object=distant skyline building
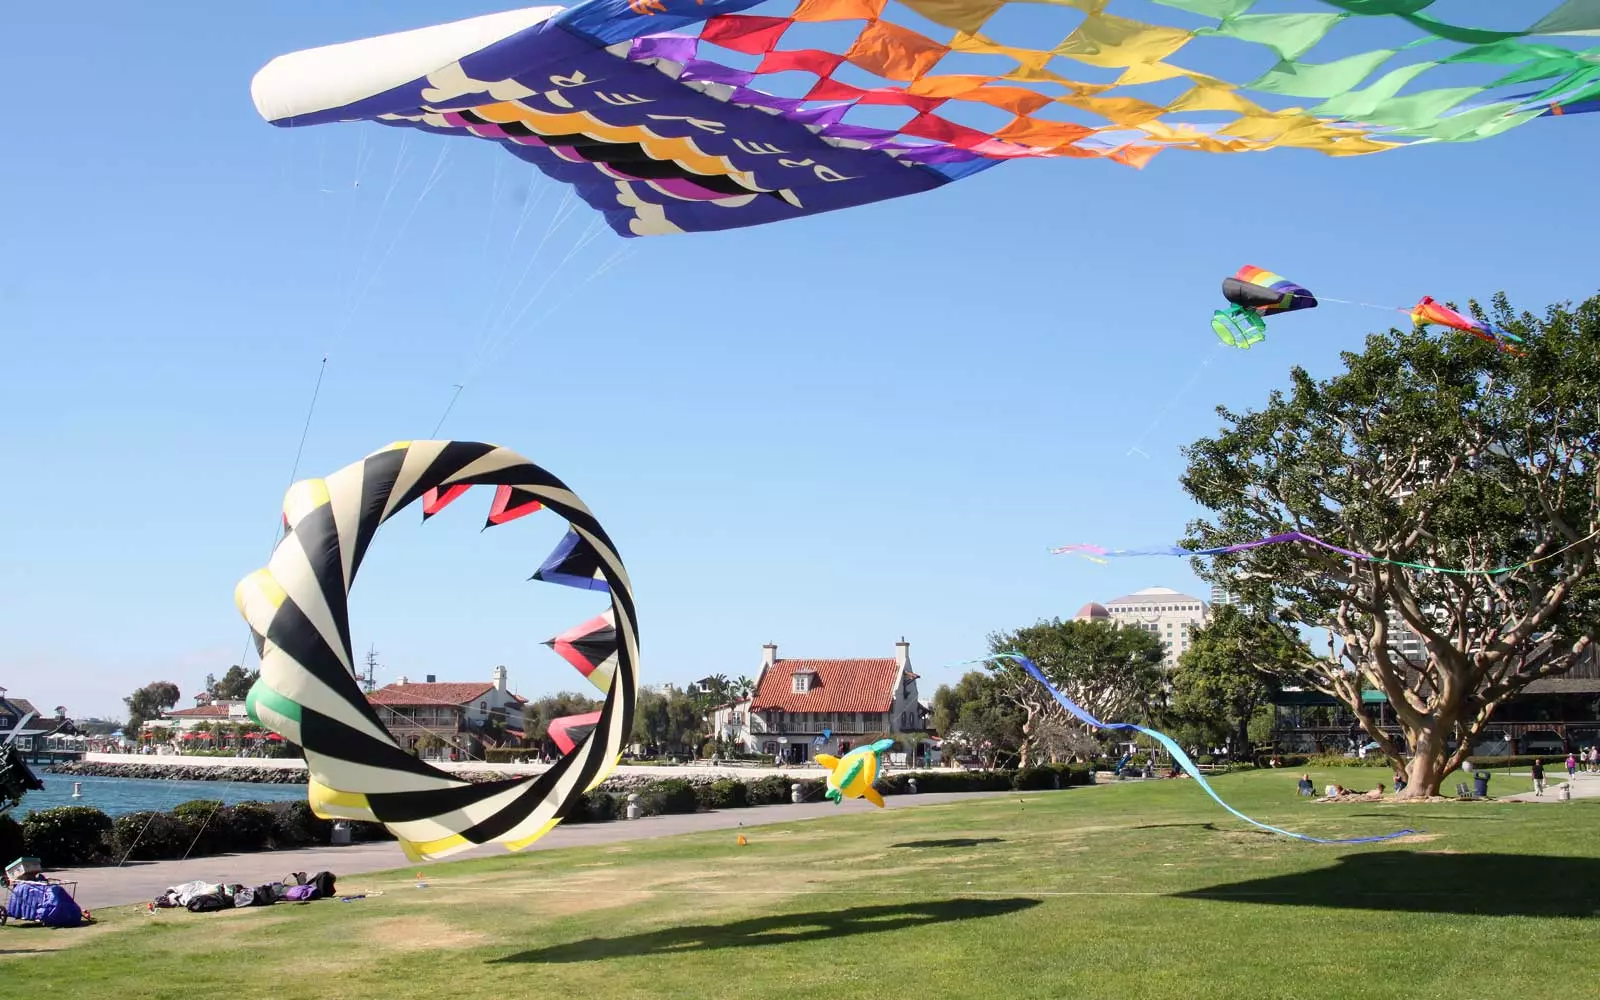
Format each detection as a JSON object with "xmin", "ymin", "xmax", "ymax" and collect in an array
[
  {"xmin": 1102, "ymin": 587, "xmax": 1209, "ymax": 668},
  {"xmin": 1209, "ymin": 581, "xmax": 1237, "ymax": 608}
]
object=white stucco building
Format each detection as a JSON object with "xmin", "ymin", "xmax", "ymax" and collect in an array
[{"xmin": 1104, "ymin": 587, "xmax": 1209, "ymax": 668}]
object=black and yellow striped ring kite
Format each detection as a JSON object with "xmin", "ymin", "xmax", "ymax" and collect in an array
[{"xmin": 234, "ymin": 440, "xmax": 637, "ymax": 861}]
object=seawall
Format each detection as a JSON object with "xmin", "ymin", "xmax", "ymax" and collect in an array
[{"xmin": 49, "ymin": 752, "xmax": 819, "ymax": 790}]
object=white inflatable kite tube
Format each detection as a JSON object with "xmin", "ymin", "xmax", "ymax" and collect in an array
[{"xmin": 250, "ymin": 6, "xmax": 564, "ymax": 123}]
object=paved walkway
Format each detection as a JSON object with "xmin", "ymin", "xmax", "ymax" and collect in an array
[
  {"xmin": 53, "ymin": 790, "xmax": 1023, "ymax": 909},
  {"xmin": 1500, "ymin": 769, "xmax": 1600, "ymax": 803}
]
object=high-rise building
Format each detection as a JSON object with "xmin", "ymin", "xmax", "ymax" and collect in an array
[
  {"xmin": 1209, "ymin": 582, "xmax": 1237, "ymax": 608},
  {"xmin": 1102, "ymin": 587, "xmax": 1209, "ymax": 668}
]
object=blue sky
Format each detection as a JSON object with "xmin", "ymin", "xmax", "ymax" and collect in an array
[{"xmin": 3, "ymin": 1, "xmax": 1596, "ymax": 720}]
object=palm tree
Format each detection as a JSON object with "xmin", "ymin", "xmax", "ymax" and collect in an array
[{"xmin": 734, "ymin": 676, "xmax": 755, "ymax": 699}]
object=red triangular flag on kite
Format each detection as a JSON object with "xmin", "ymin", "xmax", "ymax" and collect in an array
[
  {"xmin": 421, "ymin": 484, "xmax": 471, "ymax": 521},
  {"xmin": 485, "ymin": 485, "xmax": 543, "ymax": 528}
]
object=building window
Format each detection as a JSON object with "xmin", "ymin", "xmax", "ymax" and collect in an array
[
  {"xmin": 479, "ymin": 701, "xmax": 487, "ymax": 710},
  {"xmin": 792, "ymin": 673, "xmax": 812, "ymax": 693}
]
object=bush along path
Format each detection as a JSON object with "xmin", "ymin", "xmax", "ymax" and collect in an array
[{"xmin": 6, "ymin": 765, "xmax": 1096, "ymax": 869}]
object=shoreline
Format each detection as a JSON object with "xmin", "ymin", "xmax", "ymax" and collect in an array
[{"xmin": 48, "ymin": 752, "xmax": 843, "ymax": 788}]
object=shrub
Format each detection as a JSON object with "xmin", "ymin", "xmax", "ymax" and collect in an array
[
  {"xmin": 170, "ymin": 799, "xmax": 228, "ymax": 855},
  {"xmin": 266, "ymin": 800, "xmax": 332, "ymax": 848},
  {"xmin": 696, "ymin": 779, "xmax": 749, "ymax": 811},
  {"xmin": 636, "ymin": 779, "xmax": 699, "ymax": 816},
  {"xmin": 21, "ymin": 806, "xmax": 113, "ymax": 866},
  {"xmin": 111, "ymin": 811, "xmax": 199, "ymax": 861},
  {"xmin": 744, "ymin": 775, "xmax": 794, "ymax": 806},
  {"xmin": 585, "ymin": 792, "xmax": 619, "ymax": 822},
  {"xmin": 223, "ymin": 802, "xmax": 277, "ymax": 852}
]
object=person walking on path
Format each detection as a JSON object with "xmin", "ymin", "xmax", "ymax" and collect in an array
[
  {"xmin": 1532, "ymin": 758, "xmax": 1546, "ymax": 795},
  {"xmin": 1565, "ymin": 753, "xmax": 1578, "ymax": 781}
]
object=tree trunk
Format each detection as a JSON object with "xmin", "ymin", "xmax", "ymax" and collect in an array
[
  {"xmin": 1236, "ymin": 716, "xmax": 1251, "ymax": 763},
  {"xmin": 1400, "ymin": 724, "xmax": 1449, "ymax": 798}
]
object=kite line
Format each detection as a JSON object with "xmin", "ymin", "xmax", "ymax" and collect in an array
[{"xmin": 1050, "ymin": 530, "xmax": 1600, "ymax": 577}]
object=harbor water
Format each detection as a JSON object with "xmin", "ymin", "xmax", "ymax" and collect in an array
[{"xmin": 15, "ymin": 773, "xmax": 306, "ymax": 818}]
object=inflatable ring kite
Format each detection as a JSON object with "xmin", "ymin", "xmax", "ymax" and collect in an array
[{"xmin": 235, "ymin": 440, "xmax": 636, "ymax": 861}]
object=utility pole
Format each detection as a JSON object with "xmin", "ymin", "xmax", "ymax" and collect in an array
[{"xmin": 361, "ymin": 646, "xmax": 380, "ymax": 693}]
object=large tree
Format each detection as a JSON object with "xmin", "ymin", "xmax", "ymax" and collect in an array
[
  {"xmin": 1182, "ymin": 292, "xmax": 1600, "ymax": 797},
  {"xmin": 985, "ymin": 618, "xmax": 1166, "ymax": 767},
  {"xmin": 1170, "ymin": 605, "xmax": 1312, "ymax": 757},
  {"xmin": 932, "ymin": 670, "xmax": 1025, "ymax": 768},
  {"xmin": 123, "ymin": 681, "xmax": 180, "ymax": 734},
  {"xmin": 522, "ymin": 692, "xmax": 603, "ymax": 754},
  {"xmin": 206, "ymin": 665, "xmax": 259, "ymax": 701}
]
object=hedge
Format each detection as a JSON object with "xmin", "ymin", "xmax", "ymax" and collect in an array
[{"xmin": 11, "ymin": 765, "xmax": 1083, "ymax": 868}]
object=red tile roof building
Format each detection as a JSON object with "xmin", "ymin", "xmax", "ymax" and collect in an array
[
  {"xmin": 744, "ymin": 639, "xmax": 930, "ymax": 763},
  {"xmin": 366, "ymin": 665, "xmax": 528, "ymax": 758}
]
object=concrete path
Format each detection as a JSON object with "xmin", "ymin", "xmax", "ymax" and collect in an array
[
  {"xmin": 1500, "ymin": 769, "xmax": 1600, "ymax": 803},
  {"xmin": 52, "ymin": 790, "xmax": 1024, "ymax": 909}
]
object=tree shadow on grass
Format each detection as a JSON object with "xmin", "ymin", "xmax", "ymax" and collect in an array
[
  {"xmin": 491, "ymin": 897, "xmax": 1041, "ymax": 964},
  {"xmin": 890, "ymin": 838, "xmax": 1005, "ymax": 849},
  {"xmin": 1177, "ymin": 852, "xmax": 1599, "ymax": 918}
]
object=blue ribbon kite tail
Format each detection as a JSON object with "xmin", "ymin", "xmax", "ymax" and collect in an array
[{"xmin": 976, "ymin": 652, "xmax": 1419, "ymax": 845}]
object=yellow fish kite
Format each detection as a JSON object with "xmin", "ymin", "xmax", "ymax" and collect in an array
[{"xmin": 816, "ymin": 739, "xmax": 896, "ymax": 808}]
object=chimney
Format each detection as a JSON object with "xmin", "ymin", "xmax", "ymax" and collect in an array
[
  {"xmin": 492, "ymin": 665, "xmax": 508, "ymax": 692},
  {"xmin": 895, "ymin": 636, "xmax": 910, "ymax": 671},
  {"xmin": 397, "ymin": 675, "xmax": 409, "ymax": 685},
  {"xmin": 762, "ymin": 643, "xmax": 778, "ymax": 671},
  {"xmin": 425, "ymin": 674, "xmax": 436, "ymax": 684}
]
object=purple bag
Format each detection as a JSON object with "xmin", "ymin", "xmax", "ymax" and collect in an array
[
  {"xmin": 282, "ymin": 884, "xmax": 320, "ymax": 901},
  {"xmin": 7, "ymin": 881, "xmax": 83, "ymax": 927}
]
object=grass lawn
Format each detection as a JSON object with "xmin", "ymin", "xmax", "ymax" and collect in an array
[{"xmin": 4, "ymin": 769, "xmax": 1597, "ymax": 1000}]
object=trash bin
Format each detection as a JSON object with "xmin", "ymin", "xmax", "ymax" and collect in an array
[
  {"xmin": 1473, "ymin": 771, "xmax": 1491, "ymax": 798},
  {"xmin": 330, "ymin": 820, "xmax": 352, "ymax": 845}
]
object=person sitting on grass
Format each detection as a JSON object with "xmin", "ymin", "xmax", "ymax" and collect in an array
[{"xmin": 1297, "ymin": 773, "xmax": 1315, "ymax": 797}]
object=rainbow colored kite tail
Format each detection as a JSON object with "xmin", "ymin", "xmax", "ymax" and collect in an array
[{"xmin": 980, "ymin": 653, "xmax": 1419, "ymax": 846}]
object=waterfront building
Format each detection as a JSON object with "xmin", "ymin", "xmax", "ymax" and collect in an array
[
  {"xmin": 368, "ymin": 664, "xmax": 528, "ymax": 759},
  {"xmin": 743, "ymin": 638, "xmax": 932, "ymax": 766}
]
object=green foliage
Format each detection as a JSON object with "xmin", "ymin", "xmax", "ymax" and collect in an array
[
  {"xmin": 635, "ymin": 778, "xmax": 700, "ymax": 816},
  {"xmin": 21, "ymin": 806, "xmax": 113, "ymax": 866},
  {"xmin": 1011, "ymin": 764, "xmax": 1094, "ymax": 791},
  {"xmin": 984, "ymin": 618, "xmax": 1165, "ymax": 767},
  {"xmin": 123, "ymin": 681, "xmax": 180, "ymax": 735},
  {"xmin": 1170, "ymin": 605, "xmax": 1310, "ymax": 752},
  {"xmin": 696, "ymin": 779, "xmax": 750, "ymax": 810},
  {"xmin": 630, "ymin": 687, "xmax": 705, "ymax": 756},
  {"xmin": 225, "ymin": 802, "xmax": 278, "ymax": 851},
  {"xmin": 168, "ymin": 799, "xmax": 227, "ymax": 855},
  {"xmin": 111, "ymin": 811, "xmax": 198, "ymax": 861},
  {"xmin": 745, "ymin": 775, "xmax": 796, "ymax": 806},
  {"xmin": 206, "ymin": 665, "xmax": 259, "ymax": 701},
  {"xmin": 1181, "ymin": 292, "xmax": 1600, "ymax": 792},
  {"xmin": 521, "ymin": 692, "xmax": 603, "ymax": 747},
  {"xmin": 266, "ymin": 800, "xmax": 333, "ymax": 847},
  {"xmin": 933, "ymin": 670, "xmax": 1025, "ymax": 768}
]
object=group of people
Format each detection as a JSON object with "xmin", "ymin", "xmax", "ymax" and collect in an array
[{"xmin": 1529, "ymin": 748, "xmax": 1597, "ymax": 794}]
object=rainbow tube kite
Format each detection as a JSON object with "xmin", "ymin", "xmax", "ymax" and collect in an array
[
  {"xmin": 1212, "ymin": 266, "xmax": 1319, "ymax": 349},
  {"xmin": 250, "ymin": 2, "xmax": 1600, "ymax": 237},
  {"xmin": 980, "ymin": 654, "xmax": 1418, "ymax": 846}
]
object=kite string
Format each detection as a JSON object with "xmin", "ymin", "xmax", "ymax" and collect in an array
[
  {"xmin": 1049, "ymin": 527, "xmax": 1600, "ymax": 577},
  {"xmin": 1124, "ymin": 340, "xmax": 1225, "ymax": 460},
  {"xmin": 964, "ymin": 653, "xmax": 1418, "ymax": 845}
]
